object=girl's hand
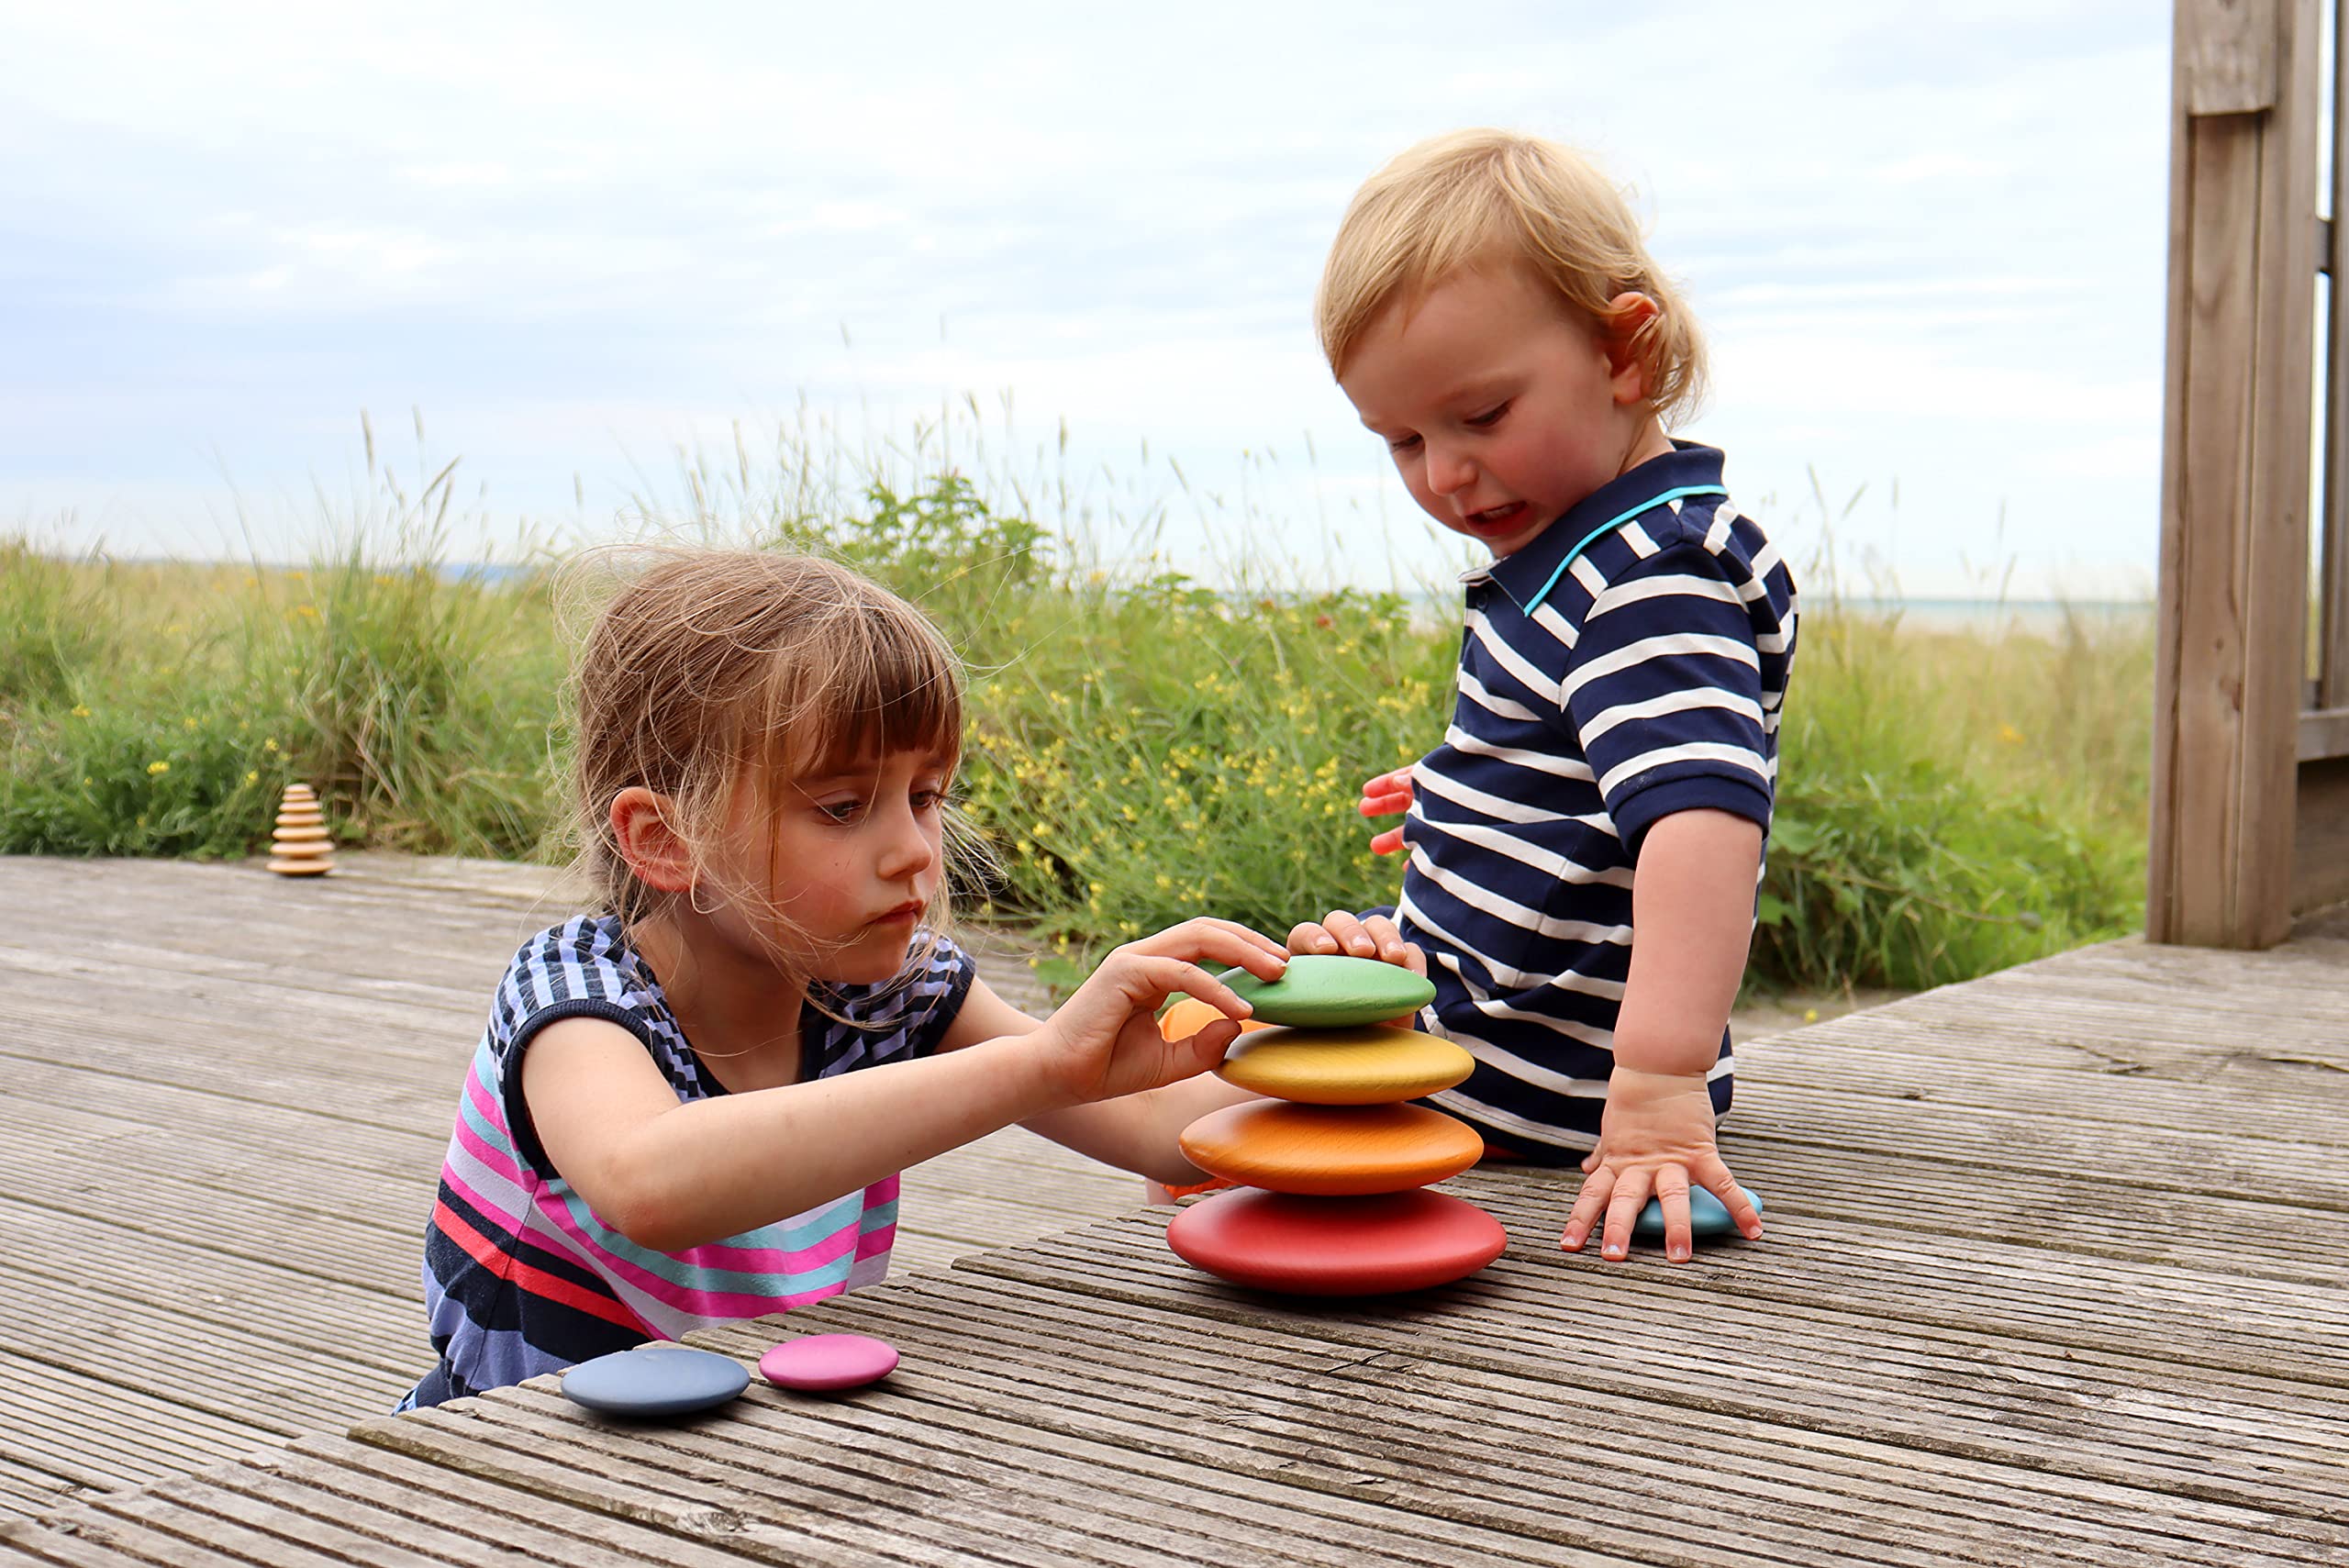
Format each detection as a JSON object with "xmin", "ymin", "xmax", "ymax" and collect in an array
[
  {"xmin": 1285, "ymin": 909, "xmax": 1426, "ymax": 974},
  {"xmin": 1359, "ymin": 767, "xmax": 1415, "ymax": 855},
  {"xmin": 1562, "ymin": 1067, "xmax": 1763, "ymax": 1263},
  {"xmin": 1034, "ymin": 918, "xmax": 1289, "ymax": 1106}
]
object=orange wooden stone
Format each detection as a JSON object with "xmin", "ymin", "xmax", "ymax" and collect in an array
[
  {"xmin": 1216, "ymin": 1023, "xmax": 1474, "ymax": 1105},
  {"xmin": 1167, "ymin": 1187, "xmax": 1506, "ymax": 1296},
  {"xmin": 1158, "ymin": 996, "xmax": 1273, "ymax": 1042},
  {"xmin": 1177, "ymin": 1100, "xmax": 1483, "ymax": 1195}
]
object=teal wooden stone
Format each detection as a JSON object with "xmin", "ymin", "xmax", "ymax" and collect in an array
[
  {"xmin": 1631, "ymin": 1184, "xmax": 1765, "ymax": 1241},
  {"xmin": 1213, "ymin": 954, "xmax": 1437, "ymax": 1029}
]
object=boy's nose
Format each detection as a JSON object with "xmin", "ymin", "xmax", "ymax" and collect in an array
[{"xmin": 1425, "ymin": 445, "xmax": 1475, "ymax": 495}]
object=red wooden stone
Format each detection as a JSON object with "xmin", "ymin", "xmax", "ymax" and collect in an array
[{"xmin": 1165, "ymin": 1187, "xmax": 1507, "ymax": 1296}]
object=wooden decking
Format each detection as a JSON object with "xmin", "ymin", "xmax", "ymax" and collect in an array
[
  {"xmin": 0, "ymin": 853, "xmax": 1136, "ymax": 1518},
  {"xmin": 0, "ymin": 853, "xmax": 2344, "ymax": 1564}
]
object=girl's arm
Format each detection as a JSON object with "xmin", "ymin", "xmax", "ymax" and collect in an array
[
  {"xmin": 940, "ymin": 976, "xmax": 1260, "ymax": 1185},
  {"xmin": 524, "ymin": 918, "xmax": 1285, "ymax": 1251}
]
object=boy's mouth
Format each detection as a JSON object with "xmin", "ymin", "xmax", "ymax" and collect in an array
[{"xmin": 1464, "ymin": 501, "xmax": 1528, "ymax": 534}]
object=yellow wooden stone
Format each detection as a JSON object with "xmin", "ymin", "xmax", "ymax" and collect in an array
[
  {"xmin": 272, "ymin": 826, "xmax": 330, "ymax": 843},
  {"xmin": 1177, "ymin": 1100, "xmax": 1484, "ymax": 1195},
  {"xmin": 268, "ymin": 840, "xmax": 335, "ymax": 859},
  {"xmin": 1216, "ymin": 1023, "xmax": 1474, "ymax": 1106}
]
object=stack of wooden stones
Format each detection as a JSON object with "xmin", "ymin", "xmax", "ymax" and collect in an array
[
  {"xmin": 266, "ymin": 784, "xmax": 336, "ymax": 877},
  {"xmin": 1160, "ymin": 954, "xmax": 1508, "ymax": 1296}
]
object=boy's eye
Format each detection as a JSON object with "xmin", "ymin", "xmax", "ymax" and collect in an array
[{"xmin": 1465, "ymin": 402, "xmax": 1510, "ymax": 429}]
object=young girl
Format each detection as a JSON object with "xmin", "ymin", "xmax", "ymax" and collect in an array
[{"xmin": 401, "ymin": 550, "xmax": 1281, "ymax": 1407}]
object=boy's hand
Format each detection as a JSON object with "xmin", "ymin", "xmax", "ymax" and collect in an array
[
  {"xmin": 1036, "ymin": 918, "xmax": 1288, "ymax": 1105},
  {"xmin": 1285, "ymin": 909, "xmax": 1426, "ymax": 974},
  {"xmin": 1562, "ymin": 1067, "xmax": 1762, "ymax": 1263},
  {"xmin": 1359, "ymin": 767, "xmax": 1414, "ymax": 855}
]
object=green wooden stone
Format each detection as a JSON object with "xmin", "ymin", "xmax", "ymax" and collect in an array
[{"xmin": 1212, "ymin": 954, "xmax": 1437, "ymax": 1028}]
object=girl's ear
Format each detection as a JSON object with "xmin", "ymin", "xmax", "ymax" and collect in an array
[
  {"xmin": 1600, "ymin": 291, "xmax": 1660, "ymax": 406},
  {"xmin": 609, "ymin": 787, "xmax": 695, "ymax": 894}
]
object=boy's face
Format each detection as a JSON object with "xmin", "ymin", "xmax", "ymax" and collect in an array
[{"xmin": 1340, "ymin": 264, "xmax": 1657, "ymax": 560}]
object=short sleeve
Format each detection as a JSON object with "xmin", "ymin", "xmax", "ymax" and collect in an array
[
  {"xmin": 1562, "ymin": 540, "xmax": 1774, "ymax": 855},
  {"xmin": 802, "ymin": 930, "xmax": 977, "ymax": 1077},
  {"xmin": 488, "ymin": 918, "xmax": 681, "ymax": 1175}
]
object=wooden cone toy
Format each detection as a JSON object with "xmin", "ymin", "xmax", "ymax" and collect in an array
[
  {"xmin": 1160, "ymin": 955, "xmax": 1507, "ymax": 1296},
  {"xmin": 267, "ymin": 784, "xmax": 335, "ymax": 877}
]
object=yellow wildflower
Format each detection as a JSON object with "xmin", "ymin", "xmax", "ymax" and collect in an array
[
  {"xmin": 71, "ymin": 705, "xmax": 91, "ymax": 718},
  {"xmin": 147, "ymin": 761, "xmax": 169, "ymax": 775}
]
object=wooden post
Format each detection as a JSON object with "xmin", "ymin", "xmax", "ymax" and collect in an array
[{"xmin": 2150, "ymin": 0, "xmax": 2320, "ymax": 947}]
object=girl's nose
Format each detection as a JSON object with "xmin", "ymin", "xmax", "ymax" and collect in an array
[{"xmin": 879, "ymin": 807, "xmax": 935, "ymax": 877}]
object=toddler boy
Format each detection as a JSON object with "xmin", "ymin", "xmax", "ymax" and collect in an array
[{"xmin": 1295, "ymin": 129, "xmax": 1797, "ymax": 1263}]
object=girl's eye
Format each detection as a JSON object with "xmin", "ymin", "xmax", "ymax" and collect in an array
[
  {"xmin": 818, "ymin": 799, "xmax": 865, "ymax": 823},
  {"xmin": 1465, "ymin": 402, "xmax": 1510, "ymax": 429},
  {"xmin": 1386, "ymin": 433, "xmax": 1421, "ymax": 454},
  {"xmin": 913, "ymin": 786, "xmax": 961, "ymax": 813}
]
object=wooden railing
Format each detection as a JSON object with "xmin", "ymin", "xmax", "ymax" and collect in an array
[{"xmin": 2152, "ymin": 0, "xmax": 2349, "ymax": 945}]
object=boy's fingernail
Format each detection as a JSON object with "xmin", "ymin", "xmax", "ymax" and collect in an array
[{"xmin": 1668, "ymin": 1245, "xmax": 1689, "ymax": 1262}]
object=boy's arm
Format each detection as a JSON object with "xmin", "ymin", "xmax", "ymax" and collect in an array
[{"xmin": 1560, "ymin": 807, "xmax": 1766, "ymax": 1262}]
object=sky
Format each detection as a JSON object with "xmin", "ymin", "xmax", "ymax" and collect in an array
[{"xmin": 4, "ymin": 2, "xmax": 2175, "ymax": 598}]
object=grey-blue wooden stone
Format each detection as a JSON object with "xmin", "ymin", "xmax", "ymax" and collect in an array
[
  {"xmin": 1631, "ymin": 1184, "xmax": 1765, "ymax": 1241},
  {"xmin": 562, "ymin": 1345, "xmax": 750, "ymax": 1418}
]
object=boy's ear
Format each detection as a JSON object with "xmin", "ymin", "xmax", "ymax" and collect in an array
[
  {"xmin": 609, "ymin": 787, "xmax": 696, "ymax": 894},
  {"xmin": 1600, "ymin": 291, "xmax": 1661, "ymax": 405}
]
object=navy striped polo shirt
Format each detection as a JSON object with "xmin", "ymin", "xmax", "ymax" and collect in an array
[{"xmin": 1397, "ymin": 442, "xmax": 1798, "ymax": 1162}]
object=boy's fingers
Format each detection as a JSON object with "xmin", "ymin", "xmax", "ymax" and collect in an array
[
  {"xmin": 1323, "ymin": 911, "xmax": 1379, "ymax": 959},
  {"xmin": 1561, "ymin": 1166, "xmax": 1613, "ymax": 1251},
  {"xmin": 1369, "ymin": 827, "xmax": 1406, "ymax": 855},
  {"xmin": 1361, "ymin": 916, "xmax": 1412, "ymax": 966},
  {"xmin": 1695, "ymin": 1154, "xmax": 1765, "ymax": 1240},
  {"xmin": 1601, "ymin": 1168, "xmax": 1653, "ymax": 1261},
  {"xmin": 1653, "ymin": 1168, "xmax": 1695, "ymax": 1263},
  {"xmin": 1286, "ymin": 920, "xmax": 1339, "ymax": 955}
]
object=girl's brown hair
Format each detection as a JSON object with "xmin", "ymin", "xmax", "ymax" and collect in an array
[
  {"xmin": 563, "ymin": 549, "xmax": 971, "ymax": 962},
  {"xmin": 1317, "ymin": 128, "xmax": 1708, "ymax": 424}
]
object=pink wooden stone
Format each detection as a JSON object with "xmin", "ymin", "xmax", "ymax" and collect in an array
[
  {"xmin": 1166, "ymin": 1187, "xmax": 1507, "ymax": 1296},
  {"xmin": 758, "ymin": 1332, "xmax": 900, "ymax": 1392}
]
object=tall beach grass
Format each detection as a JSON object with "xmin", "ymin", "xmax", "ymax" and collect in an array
[{"xmin": 0, "ymin": 416, "xmax": 2153, "ymax": 997}]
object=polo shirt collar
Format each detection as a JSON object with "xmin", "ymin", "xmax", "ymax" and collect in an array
[{"xmin": 1466, "ymin": 441, "xmax": 1728, "ymax": 608}]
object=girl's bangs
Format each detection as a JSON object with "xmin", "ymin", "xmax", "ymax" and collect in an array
[{"xmin": 765, "ymin": 609, "xmax": 963, "ymax": 783}]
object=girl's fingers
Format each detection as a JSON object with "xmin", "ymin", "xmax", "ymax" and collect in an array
[{"xmin": 1128, "ymin": 918, "xmax": 1288, "ymax": 978}]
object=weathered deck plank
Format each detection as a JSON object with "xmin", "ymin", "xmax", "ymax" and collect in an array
[{"xmin": 0, "ymin": 852, "xmax": 2343, "ymax": 1565}]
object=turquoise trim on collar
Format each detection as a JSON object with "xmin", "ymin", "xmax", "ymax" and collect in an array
[{"xmin": 1521, "ymin": 484, "xmax": 1729, "ymax": 613}]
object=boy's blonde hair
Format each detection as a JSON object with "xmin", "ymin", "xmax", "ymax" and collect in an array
[
  {"xmin": 562, "ymin": 549, "xmax": 974, "ymax": 961},
  {"xmin": 1317, "ymin": 128, "xmax": 1707, "ymax": 424}
]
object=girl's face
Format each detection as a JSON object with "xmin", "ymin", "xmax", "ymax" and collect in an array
[{"xmin": 707, "ymin": 745, "xmax": 954, "ymax": 984}]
